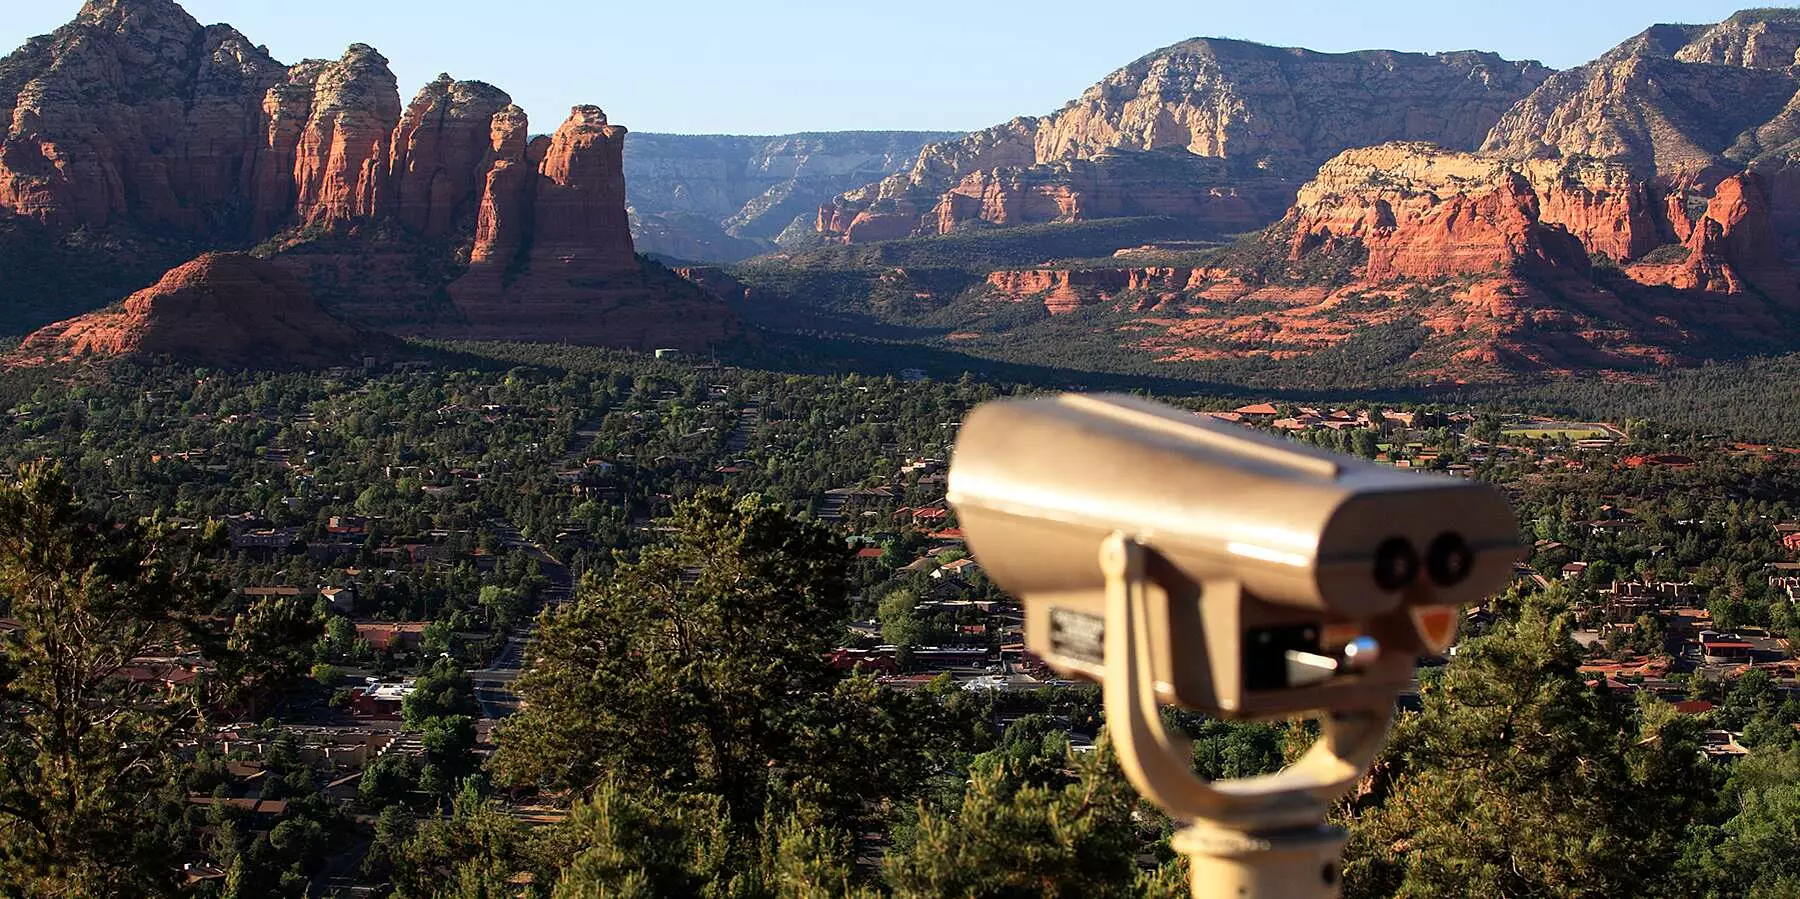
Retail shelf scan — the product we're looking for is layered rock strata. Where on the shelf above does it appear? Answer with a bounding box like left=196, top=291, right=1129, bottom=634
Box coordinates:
left=0, top=0, right=286, bottom=233
left=818, top=39, right=1550, bottom=242
left=979, top=143, right=1800, bottom=377
left=1482, top=10, right=1800, bottom=179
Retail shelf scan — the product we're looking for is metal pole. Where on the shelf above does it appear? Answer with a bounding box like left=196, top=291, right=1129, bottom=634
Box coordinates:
left=1174, top=822, right=1346, bottom=899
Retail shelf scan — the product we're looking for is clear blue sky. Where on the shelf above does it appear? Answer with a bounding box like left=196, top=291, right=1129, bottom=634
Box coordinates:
left=0, top=0, right=1779, bottom=134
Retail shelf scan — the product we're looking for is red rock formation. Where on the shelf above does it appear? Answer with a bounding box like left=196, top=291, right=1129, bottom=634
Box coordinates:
left=251, top=60, right=327, bottom=237
left=0, top=3, right=733, bottom=353
left=528, top=106, right=638, bottom=276
left=984, top=267, right=1213, bottom=314
left=0, top=0, right=286, bottom=233
left=0, top=7, right=413, bottom=241
left=465, top=105, right=536, bottom=269
left=289, top=44, right=400, bottom=230
left=986, top=270, right=1128, bottom=313
left=1665, top=191, right=1699, bottom=244
left=816, top=119, right=1038, bottom=239
left=453, top=104, right=622, bottom=299
left=1283, top=147, right=1800, bottom=313
left=388, top=76, right=512, bottom=237
left=1523, top=159, right=1663, bottom=263
left=449, top=107, right=736, bottom=349
left=818, top=39, right=1548, bottom=242
left=960, top=143, right=1800, bottom=380
left=13, top=252, right=373, bottom=367
left=1700, top=173, right=1783, bottom=265
left=844, top=212, right=919, bottom=243
left=251, top=63, right=502, bottom=240
left=1286, top=145, right=1590, bottom=282
left=931, top=152, right=1277, bottom=236
left=814, top=205, right=855, bottom=236
left=1635, top=173, right=1799, bottom=303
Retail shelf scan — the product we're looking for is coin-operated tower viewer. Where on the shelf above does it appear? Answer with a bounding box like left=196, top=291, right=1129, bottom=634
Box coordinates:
left=947, top=394, right=1519, bottom=899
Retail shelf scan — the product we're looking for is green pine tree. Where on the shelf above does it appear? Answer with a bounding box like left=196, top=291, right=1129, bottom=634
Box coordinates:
left=0, top=463, right=223, bottom=897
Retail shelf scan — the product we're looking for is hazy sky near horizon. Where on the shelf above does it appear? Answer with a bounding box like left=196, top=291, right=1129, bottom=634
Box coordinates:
left=0, top=0, right=1780, bottom=134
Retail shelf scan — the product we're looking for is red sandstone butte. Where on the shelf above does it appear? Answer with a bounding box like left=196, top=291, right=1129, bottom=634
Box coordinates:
left=449, top=107, right=736, bottom=349
left=387, top=75, right=513, bottom=237
left=1635, top=172, right=1800, bottom=303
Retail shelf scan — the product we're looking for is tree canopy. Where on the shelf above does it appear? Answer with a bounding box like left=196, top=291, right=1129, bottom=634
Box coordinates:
left=0, top=464, right=219, bottom=896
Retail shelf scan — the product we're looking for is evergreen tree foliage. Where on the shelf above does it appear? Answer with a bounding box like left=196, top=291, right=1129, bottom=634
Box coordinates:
left=389, top=792, right=546, bottom=899
left=881, top=739, right=1163, bottom=899
left=1680, top=747, right=1800, bottom=898
left=1342, top=589, right=1711, bottom=898
left=0, top=463, right=220, bottom=897
left=493, top=492, right=853, bottom=815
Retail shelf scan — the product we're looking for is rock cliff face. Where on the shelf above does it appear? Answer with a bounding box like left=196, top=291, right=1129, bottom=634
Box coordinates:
left=287, top=44, right=401, bottom=231
left=931, top=150, right=1280, bottom=236
left=984, top=267, right=1214, bottom=314
left=528, top=107, right=637, bottom=276
left=447, top=107, right=737, bottom=348
left=1482, top=10, right=1800, bottom=179
left=0, top=0, right=735, bottom=352
left=388, top=75, right=512, bottom=238
left=818, top=39, right=1550, bottom=242
left=1286, top=145, right=1610, bottom=281
left=463, top=104, right=536, bottom=271
left=1480, top=10, right=1800, bottom=256
left=0, top=0, right=286, bottom=233
left=1632, top=172, right=1797, bottom=302
left=1, top=1, right=410, bottom=238
left=623, top=131, right=951, bottom=261
left=1275, top=143, right=1798, bottom=302
left=13, top=252, right=373, bottom=367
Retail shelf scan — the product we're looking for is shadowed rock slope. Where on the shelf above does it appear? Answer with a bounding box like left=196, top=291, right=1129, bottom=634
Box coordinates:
left=13, top=253, right=378, bottom=367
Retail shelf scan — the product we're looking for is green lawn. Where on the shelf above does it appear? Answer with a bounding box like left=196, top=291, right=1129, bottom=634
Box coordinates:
left=1502, top=425, right=1610, bottom=440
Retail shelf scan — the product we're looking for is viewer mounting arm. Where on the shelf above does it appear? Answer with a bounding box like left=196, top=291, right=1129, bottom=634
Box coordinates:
left=948, top=393, right=1518, bottom=899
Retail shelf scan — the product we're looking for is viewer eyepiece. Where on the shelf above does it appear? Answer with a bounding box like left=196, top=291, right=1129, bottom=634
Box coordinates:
left=1373, top=537, right=1419, bottom=591
left=1426, top=532, right=1473, bottom=586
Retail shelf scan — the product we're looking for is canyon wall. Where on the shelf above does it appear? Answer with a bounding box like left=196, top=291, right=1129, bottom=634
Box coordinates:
left=623, top=130, right=952, bottom=261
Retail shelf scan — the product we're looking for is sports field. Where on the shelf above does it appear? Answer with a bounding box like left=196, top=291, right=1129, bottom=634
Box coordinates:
left=1501, top=423, right=1612, bottom=440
